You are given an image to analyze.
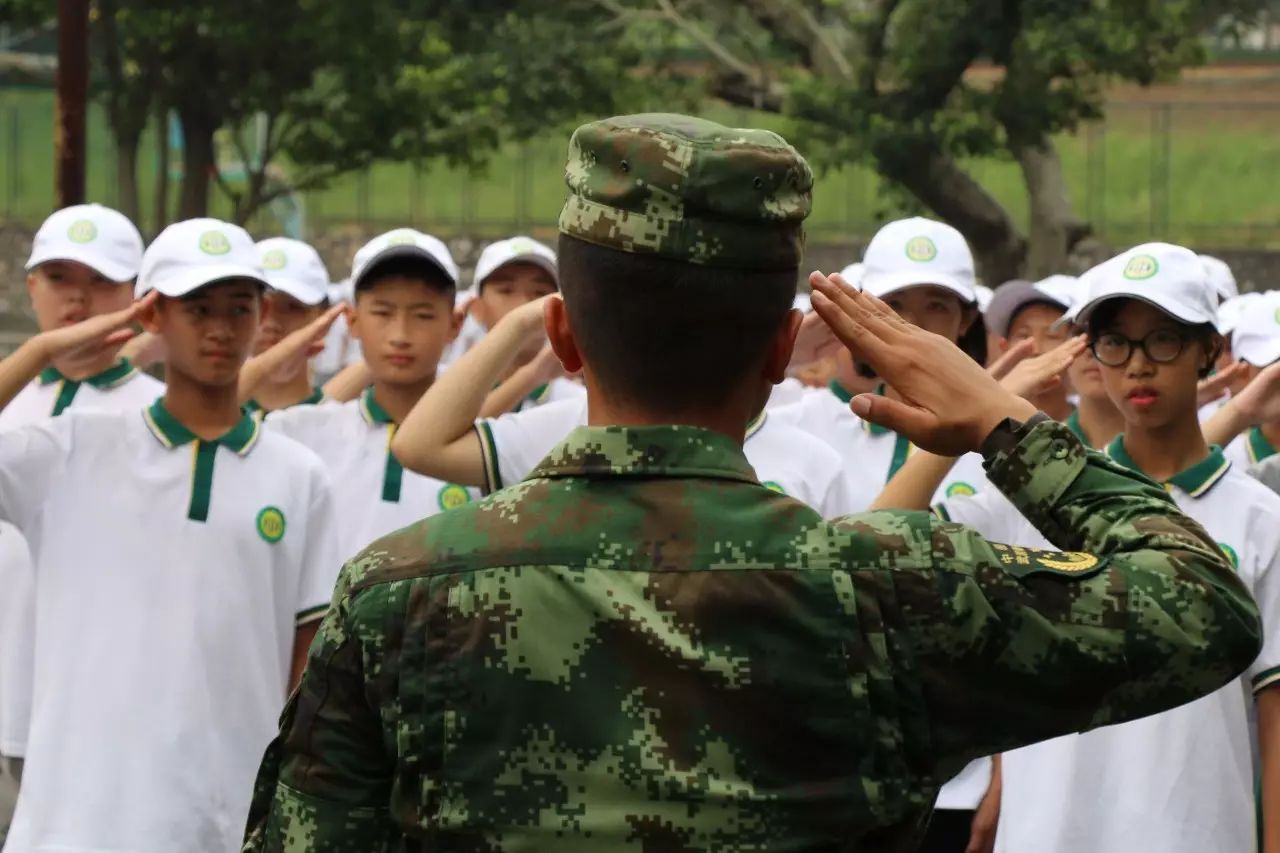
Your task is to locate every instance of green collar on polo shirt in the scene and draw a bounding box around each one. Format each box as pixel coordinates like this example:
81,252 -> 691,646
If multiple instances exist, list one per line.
1065,410 -> 1088,443
38,359 -> 138,417
244,386 -> 325,416
1105,435 -> 1231,498
359,387 -> 405,504
1248,426 -> 1278,465
143,399 -> 262,522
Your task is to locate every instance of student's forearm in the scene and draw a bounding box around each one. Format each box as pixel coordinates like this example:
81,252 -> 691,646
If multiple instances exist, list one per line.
392,316 -> 534,475
478,360 -> 543,419
871,451 -> 958,511
321,361 -> 373,403
1259,689 -> 1280,853
1203,399 -> 1251,448
0,338 -> 52,411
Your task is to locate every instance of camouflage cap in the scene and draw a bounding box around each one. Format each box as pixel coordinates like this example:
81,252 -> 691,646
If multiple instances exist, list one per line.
559,113 -> 813,270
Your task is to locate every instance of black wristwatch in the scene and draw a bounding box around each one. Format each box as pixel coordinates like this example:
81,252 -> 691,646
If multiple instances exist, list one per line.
979,411 -> 1052,460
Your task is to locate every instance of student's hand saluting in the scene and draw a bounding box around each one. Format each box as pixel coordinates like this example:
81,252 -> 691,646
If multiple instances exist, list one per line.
239,303 -> 346,403
37,291 -> 157,367
998,335 -> 1088,400
809,270 -> 1037,456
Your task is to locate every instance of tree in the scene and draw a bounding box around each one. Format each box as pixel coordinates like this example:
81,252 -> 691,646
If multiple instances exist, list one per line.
594,0 -> 1267,280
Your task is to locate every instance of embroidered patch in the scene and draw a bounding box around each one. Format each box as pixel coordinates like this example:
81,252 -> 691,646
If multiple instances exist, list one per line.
1123,254 -> 1159,280
762,480 -> 786,495
437,484 -> 472,511
384,230 -> 418,247
256,506 -> 286,543
262,249 -> 288,270
199,230 -> 232,256
1220,542 -> 1240,569
990,543 -> 1106,579
905,236 -> 938,262
67,219 -> 98,243
946,481 -> 976,497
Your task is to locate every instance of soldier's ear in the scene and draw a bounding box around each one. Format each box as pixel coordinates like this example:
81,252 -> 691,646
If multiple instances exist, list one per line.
544,295 -> 583,374
764,308 -> 803,384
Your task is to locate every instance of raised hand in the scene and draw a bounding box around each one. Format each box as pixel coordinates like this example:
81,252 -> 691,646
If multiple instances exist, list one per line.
240,304 -> 345,401
986,337 -> 1036,382
790,309 -> 842,368
1224,359 -> 1280,426
999,336 -> 1088,400
39,291 -> 157,367
809,271 -> 1036,456
1196,361 -> 1248,408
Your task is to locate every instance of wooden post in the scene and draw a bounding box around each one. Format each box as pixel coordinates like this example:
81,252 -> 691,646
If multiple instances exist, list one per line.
55,0 -> 90,207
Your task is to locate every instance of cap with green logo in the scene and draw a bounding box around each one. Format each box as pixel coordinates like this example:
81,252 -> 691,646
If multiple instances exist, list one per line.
860,217 -> 977,303
26,203 -> 144,282
137,217 -> 269,298
1070,242 -> 1219,330
1231,290 -> 1280,367
256,238 -> 331,306
558,113 -> 813,271
473,235 -> 558,290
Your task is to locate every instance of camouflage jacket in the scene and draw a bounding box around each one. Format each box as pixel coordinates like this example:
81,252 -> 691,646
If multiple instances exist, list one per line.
243,420 -> 1260,852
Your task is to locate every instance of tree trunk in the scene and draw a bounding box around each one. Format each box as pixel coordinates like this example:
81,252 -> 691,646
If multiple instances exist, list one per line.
1015,138 -> 1091,278
153,106 -> 171,232
177,110 -> 216,219
877,143 -> 1027,285
114,129 -> 141,223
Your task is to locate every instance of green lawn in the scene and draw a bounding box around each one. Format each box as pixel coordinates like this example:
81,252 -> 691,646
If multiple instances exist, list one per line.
2,87 -> 1280,248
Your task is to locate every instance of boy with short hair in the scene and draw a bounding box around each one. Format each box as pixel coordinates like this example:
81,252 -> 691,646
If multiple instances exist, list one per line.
260,228 -> 479,561
0,203 -> 159,795
994,243 -> 1280,853
243,237 -> 331,415
982,275 -> 1076,420
0,218 -> 341,853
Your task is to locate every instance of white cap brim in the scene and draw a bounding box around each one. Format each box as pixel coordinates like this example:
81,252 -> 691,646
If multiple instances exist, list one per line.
148,264 -> 269,298
265,275 -> 328,306
1074,293 -> 1218,331
1237,337 -> 1280,367
355,246 -> 457,289
477,252 -> 558,288
862,269 -> 975,303
25,247 -> 136,283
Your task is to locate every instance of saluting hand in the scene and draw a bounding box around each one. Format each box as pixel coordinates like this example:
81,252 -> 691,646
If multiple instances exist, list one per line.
37,291 -> 158,367
809,271 -> 1036,456
998,335 -> 1088,400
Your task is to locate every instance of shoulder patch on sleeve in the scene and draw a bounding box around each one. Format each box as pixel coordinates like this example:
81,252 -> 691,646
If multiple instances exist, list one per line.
989,542 -> 1109,580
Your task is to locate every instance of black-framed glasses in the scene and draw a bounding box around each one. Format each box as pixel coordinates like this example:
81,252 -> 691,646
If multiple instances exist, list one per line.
1091,329 -> 1189,367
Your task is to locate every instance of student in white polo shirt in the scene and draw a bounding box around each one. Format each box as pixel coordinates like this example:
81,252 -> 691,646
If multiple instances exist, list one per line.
259,228 -> 479,561
773,218 -> 989,512
389,293 -> 858,517
993,243 -> 1280,853
0,203 -> 159,794
0,218 -> 341,853
243,237 -> 332,415
982,275 -> 1077,421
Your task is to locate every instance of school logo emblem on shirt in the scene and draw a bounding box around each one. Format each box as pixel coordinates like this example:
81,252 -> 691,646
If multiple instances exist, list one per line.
1123,254 -> 1159,280
262,249 -> 288,270
1219,542 -> 1239,569
762,480 -> 786,494
437,484 -> 472,511
905,236 -> 938,262
199,230 -> 232,256
946,481 -> 976,497
66,219 -> 98,243
256,506 -> 286,543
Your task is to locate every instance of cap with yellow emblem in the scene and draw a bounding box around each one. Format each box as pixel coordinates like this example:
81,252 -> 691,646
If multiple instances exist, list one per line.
26,203 -> 145,283
859,217 -> 978,303
1070,242 -> 1219,330
137,218 -> 268,297
255,237 -> 330,306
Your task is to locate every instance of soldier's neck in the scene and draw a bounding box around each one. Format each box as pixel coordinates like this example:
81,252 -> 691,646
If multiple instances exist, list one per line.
583,377 -> 752,445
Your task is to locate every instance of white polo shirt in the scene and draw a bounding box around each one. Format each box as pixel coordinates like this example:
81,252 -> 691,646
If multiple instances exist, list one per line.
475,396 -> 858,517
267,388 -> 480,562
0,360 -> 164,760
511,376 -> 585,412
0,401 -> 341,853
995,439 -> 1280,853
771,382 -> 989,514
1225,425 -> 1278,471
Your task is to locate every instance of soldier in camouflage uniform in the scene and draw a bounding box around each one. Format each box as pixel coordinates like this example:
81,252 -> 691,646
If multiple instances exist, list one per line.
242,114 -> 1261,851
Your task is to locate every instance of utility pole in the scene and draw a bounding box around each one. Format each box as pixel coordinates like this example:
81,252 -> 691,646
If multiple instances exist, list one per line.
55,0 -> 89,207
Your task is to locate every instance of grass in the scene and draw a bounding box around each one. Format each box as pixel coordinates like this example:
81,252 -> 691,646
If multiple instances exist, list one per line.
3,87 -> 1280,248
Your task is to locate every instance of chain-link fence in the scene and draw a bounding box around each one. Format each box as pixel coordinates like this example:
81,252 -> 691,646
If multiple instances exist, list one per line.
2,87 -> 1280,248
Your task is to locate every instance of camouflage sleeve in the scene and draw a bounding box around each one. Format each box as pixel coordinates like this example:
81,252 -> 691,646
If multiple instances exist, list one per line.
857,420 -> 1262,783
242,559 -> 402,852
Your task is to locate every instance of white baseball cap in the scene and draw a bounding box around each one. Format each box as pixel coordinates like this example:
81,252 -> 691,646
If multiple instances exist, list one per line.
1032,274 -> 1079,308
1071,243 -> 1219,330
352,228 -> 458,290
973,284 -> 994,314
1232,292 -> 1280,367
860,217 -> 977,303
838,262 -> 865,288
26,203 -> 144,283
472,236 -> 557,290
1217,291 -> 1262,337
256,238 -> 330,306
137,218 -> 268,298
1200,255 -> 1238,301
